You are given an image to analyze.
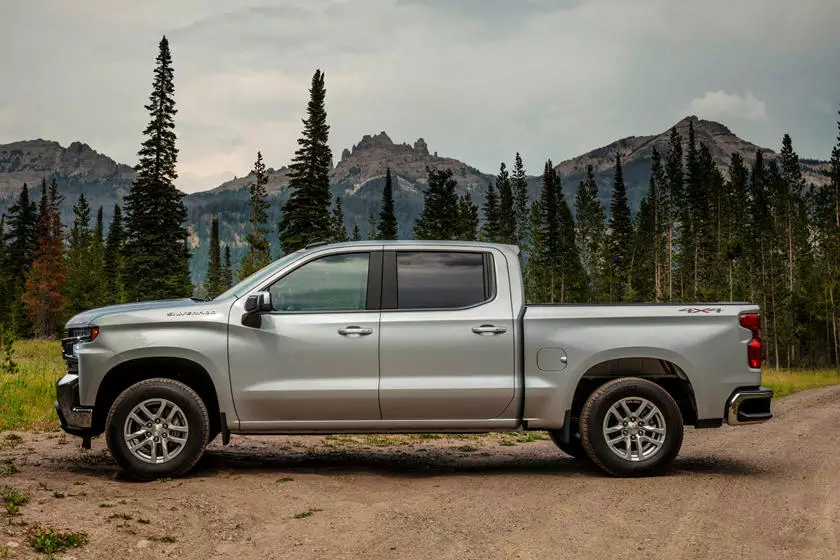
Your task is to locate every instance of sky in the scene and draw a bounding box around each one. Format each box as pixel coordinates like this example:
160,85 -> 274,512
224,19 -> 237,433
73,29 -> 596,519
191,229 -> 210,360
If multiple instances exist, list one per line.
0,0 -> 838,193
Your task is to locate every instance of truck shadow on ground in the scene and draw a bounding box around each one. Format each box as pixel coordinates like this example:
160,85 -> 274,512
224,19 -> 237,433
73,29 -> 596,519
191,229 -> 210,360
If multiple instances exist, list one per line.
51,443 -> 775,481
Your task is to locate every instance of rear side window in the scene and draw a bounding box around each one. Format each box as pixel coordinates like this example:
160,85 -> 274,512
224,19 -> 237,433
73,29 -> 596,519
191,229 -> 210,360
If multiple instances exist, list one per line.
396,251 -> 491,309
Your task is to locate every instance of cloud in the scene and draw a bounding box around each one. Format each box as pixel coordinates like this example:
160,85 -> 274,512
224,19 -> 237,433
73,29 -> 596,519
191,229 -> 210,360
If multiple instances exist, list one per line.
686,90 -> 769,123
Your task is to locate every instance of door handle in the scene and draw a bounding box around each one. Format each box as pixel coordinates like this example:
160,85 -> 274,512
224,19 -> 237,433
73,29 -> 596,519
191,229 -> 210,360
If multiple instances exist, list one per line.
338,326 -> 374,337
472,324 -> 507,335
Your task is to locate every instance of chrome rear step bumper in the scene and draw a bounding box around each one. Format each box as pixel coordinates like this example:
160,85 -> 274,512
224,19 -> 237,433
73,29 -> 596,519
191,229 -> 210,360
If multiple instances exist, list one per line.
727,387 -> 773,425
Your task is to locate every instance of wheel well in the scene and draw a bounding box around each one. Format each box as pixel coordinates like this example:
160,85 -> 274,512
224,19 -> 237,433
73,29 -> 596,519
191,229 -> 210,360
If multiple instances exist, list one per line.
569,358 -> 698,427
92,357 -> 221,437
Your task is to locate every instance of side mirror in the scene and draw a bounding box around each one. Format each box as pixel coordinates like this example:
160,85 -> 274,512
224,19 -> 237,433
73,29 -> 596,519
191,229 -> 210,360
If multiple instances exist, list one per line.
242,291 -> 272,328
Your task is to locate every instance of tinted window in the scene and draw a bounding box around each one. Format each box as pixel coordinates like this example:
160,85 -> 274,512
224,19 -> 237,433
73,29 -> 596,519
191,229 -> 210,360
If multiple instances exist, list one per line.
268,253 -> 369,312
397,252 -> 488,309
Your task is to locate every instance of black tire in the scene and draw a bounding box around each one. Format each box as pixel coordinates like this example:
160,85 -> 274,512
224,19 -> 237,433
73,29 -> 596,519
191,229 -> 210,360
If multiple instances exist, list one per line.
548,427 -> 587,459
579,377 -> 683,477
106,378 -> 210,481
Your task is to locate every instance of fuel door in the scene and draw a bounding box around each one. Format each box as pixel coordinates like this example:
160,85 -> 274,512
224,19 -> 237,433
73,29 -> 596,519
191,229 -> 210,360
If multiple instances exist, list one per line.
537,347 -> 568,372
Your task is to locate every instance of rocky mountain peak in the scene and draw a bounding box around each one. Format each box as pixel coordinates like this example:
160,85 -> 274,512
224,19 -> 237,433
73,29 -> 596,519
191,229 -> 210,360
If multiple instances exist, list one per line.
414,138 -> 429,156
352,131 -> 394,154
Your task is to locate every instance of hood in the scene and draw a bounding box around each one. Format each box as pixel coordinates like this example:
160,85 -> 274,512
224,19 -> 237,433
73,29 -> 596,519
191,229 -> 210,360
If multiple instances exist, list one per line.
65,299 -> 197,328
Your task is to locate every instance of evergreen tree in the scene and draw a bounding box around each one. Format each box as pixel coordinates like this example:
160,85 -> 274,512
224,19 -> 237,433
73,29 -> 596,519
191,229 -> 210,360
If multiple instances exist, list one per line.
664,128 -> 683,300
5,183 -> 38,280
22,179 -> 67,337
721,153 -> 750,302
457,192 -> 479,241
511,152 -> 530,250
368,213 -> 376,241
279,70 -> 333,253
205,217 -> 223,296
331,197 -> 349,242
481,182 -> 500,242
414,167 -> 460,240
556,173 -> 587,303
240,151 -> 271,276
223,246 -> 233,290
608,153 -> 633,301
377,167 -> 398,240
124,36 -> 192,301
526,197 -> 549,303
2,183 -> 37,334
575,165 -> 607,301
817,106 -> 840,365
351,224 -> 362,242
102,204 -> 125,304
0,214 -> 8,326
66,193 -> 95,314
496,162 -> 516,244
88,207 -> 106,308
630,181 -> 657,302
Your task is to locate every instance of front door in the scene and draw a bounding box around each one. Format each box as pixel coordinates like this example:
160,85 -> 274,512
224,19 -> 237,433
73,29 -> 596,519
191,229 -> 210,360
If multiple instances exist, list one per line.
229,250 -> 382,424
378,249 -> 516,420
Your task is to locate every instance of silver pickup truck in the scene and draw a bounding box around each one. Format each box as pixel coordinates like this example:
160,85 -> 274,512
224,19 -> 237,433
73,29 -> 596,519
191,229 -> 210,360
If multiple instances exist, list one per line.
56,241 -> 772,479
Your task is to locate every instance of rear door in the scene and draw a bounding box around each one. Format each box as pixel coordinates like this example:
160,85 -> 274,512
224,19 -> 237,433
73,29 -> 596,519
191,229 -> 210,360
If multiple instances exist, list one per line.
377,248 -> 516,420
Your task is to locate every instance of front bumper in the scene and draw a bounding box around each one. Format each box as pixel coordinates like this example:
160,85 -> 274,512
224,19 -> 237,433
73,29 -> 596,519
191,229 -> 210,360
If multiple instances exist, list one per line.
726,387 -> 773,425
55,374 -> 93,438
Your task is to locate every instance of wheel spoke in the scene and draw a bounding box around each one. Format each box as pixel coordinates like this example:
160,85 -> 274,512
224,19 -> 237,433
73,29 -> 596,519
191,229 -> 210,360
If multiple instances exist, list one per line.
123,398 -> 190,465
607,435 -> 625,445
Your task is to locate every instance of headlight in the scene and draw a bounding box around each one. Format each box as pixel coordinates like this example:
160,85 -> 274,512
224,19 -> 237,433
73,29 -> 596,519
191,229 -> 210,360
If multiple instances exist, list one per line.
66,326 -> 100,343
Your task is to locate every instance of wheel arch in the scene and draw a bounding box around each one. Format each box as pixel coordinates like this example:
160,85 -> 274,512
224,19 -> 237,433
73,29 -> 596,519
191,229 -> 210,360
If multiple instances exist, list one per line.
92,356 -> 222,437
569,355 -> 698,427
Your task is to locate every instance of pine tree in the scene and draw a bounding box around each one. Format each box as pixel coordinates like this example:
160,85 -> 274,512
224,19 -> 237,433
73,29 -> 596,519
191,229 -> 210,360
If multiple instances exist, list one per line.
414,167 -> 460,240
351,224 -> 362,241
649,147 -> 665,301
495,162 -> 516,244
102,204 -> 125,304
331,197 -> 349,242
66,193 -> 95,314
205,217 -> 223,296
664,128 -> 683,300
721,153 -> 750,301
22,179 -> 67,337
630,181 -> 657,302
88,207 -> 105,308
368,214 -> 376,241
819,106 -> 840,365
457,192 -> 479,241
608,153 -> 633,301
574,165 -> 607,302
0,214 -> 8,326
377,167 -> 398,240
240,151 -> 272,276
525,199 -> 549,302
511,152 -> 530,250
279,70 -> 333,253
124,36 -> 192,301
3,183 -> 37,334
223,246 -> 233,290
481,182 -> 500,242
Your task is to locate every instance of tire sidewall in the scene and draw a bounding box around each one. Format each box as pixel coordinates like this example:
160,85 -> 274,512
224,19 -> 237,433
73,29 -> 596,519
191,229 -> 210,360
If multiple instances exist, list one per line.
106,379 -> 209,480
581,378 -> 684,476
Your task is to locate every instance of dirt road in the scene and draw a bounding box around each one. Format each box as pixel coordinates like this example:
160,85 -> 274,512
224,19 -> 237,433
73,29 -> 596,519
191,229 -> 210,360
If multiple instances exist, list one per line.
1,385 -> 839,559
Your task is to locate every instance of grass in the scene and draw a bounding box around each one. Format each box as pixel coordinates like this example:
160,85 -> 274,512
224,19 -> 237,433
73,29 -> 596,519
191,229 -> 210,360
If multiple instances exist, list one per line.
29,529 -> 89,554
291,508 -> 322,519
0,459 -> 17,477
763,369 -> 840,398
0,340 -> 62,431
276,476 -> 294,483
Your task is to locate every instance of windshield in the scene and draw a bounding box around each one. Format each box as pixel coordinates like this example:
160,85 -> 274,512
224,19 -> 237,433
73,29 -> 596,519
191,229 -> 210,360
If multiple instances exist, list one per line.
214,251 -> 305,300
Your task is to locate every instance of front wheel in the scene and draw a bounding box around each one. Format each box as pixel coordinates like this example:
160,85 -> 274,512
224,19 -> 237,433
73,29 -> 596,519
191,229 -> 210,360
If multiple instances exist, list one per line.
579,377 -> 683,477
105,378 -> 210,480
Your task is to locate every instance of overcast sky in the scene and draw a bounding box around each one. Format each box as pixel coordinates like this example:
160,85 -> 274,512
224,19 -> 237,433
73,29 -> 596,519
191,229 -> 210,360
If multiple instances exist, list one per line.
1,0 -> 838,193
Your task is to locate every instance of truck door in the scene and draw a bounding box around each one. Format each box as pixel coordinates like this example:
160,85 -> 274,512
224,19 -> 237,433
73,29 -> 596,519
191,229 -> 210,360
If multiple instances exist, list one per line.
377,248 -> 516,420
228,250 -> 382,424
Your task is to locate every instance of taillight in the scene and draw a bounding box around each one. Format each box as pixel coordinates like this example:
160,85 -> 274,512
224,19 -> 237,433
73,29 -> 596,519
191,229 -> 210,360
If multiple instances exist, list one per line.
739,313 -> 761,369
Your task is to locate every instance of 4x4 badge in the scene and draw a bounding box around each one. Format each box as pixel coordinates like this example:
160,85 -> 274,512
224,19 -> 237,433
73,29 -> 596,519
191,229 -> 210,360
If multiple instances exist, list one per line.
678,307 -> 722,314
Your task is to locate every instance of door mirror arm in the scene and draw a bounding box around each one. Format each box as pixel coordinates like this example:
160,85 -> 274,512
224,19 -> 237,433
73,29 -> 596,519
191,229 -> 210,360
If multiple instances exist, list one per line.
241,291 -> 272,328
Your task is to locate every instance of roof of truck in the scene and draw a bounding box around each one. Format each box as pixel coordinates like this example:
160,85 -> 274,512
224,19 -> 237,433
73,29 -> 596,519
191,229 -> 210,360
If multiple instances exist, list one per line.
301,240 -> 520,253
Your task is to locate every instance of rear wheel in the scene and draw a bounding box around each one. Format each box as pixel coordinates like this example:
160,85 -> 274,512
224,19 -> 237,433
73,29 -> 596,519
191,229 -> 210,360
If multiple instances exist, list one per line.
106,378 -> 210,481
579,377 -> 683,477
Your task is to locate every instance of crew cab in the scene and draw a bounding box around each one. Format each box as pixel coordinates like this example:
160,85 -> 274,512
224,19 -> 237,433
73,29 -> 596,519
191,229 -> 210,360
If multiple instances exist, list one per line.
56,241 -> 772,479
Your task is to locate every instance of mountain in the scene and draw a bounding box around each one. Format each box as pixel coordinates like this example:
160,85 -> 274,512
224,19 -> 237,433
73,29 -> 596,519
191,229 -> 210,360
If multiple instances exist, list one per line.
554,116 -> 830,209
0,139 -> 134,226
0,118 -> 830,283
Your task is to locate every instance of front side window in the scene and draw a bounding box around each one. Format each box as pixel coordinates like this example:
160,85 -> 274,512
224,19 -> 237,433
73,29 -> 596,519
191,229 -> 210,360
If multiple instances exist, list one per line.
397,251 -> 489,309
268,253 -> 370,312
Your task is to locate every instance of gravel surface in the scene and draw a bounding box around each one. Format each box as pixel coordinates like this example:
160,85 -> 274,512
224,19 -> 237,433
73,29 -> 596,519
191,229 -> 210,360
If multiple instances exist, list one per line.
1,385 -> 838,559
